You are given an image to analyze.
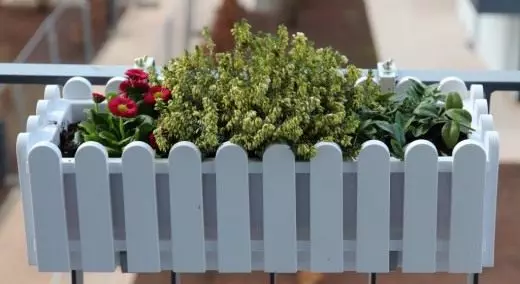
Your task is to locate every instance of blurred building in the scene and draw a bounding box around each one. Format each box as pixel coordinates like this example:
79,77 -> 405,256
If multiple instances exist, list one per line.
457,0 -> 520,70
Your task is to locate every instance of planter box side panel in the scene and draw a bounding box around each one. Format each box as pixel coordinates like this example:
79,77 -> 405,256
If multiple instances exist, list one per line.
60,171 -> 457,272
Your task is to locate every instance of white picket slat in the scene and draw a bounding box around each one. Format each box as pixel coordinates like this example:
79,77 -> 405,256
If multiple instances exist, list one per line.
483,129 -> 499,266
122,142 -> 161,272
62,77 -> 93,100
309,142 -> 344,272
356,140 -> 390,272
402,140 -> 438,272
75,142 -> 116,272
169,142 -> 206,272
263,144 -> 297,272
449,140 -> 486,272
28,142 -> 70,272
215,142 -> 252,272
16,133 -> 37,265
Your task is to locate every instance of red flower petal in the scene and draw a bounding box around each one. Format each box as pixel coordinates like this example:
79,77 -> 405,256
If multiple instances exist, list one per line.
148,132 -> 157,149
125,68 -> 149,81
143,86 -> 172,105
92,92 -> 105,103
108,95 -> 138,118
119,80 -> 130,93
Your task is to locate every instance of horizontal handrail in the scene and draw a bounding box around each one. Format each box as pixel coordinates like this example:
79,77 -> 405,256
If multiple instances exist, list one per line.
1,63 -> 519,96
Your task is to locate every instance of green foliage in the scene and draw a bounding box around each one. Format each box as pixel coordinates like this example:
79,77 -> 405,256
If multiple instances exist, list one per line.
154,20 -> 374,160
357,81 -> 473,159
77,109 -> 154,157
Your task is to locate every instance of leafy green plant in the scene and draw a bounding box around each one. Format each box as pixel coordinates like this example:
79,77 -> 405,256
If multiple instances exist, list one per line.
77,93 -> 154,157
154,20 -> 377,160
357,81 -> 473,159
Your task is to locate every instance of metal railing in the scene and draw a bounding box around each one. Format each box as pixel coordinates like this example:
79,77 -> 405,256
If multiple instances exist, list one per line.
0,0 -> 93,128
1,62 -> 519,104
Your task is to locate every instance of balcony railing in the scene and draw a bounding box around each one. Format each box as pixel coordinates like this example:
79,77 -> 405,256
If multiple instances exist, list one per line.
1,62 -> 520,104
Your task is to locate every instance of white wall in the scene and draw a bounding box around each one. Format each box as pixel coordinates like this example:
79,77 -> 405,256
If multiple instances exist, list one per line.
457,0 -> 520,70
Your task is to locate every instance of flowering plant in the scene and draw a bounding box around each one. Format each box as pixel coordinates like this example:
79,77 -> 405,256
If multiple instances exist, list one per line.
76,66 -> 171,157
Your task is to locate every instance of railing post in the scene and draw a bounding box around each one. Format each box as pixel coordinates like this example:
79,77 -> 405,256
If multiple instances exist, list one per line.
81,0 -> 94,63
163,16 -> 174,65
45,16 -> 60,64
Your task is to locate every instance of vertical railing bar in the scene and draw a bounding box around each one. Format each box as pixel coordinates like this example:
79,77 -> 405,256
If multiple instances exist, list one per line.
46,17 -> 60,64
369,273 -> 377,284
467,273 -> 479,284
12,85 -> 26,131
269,273 -> 276,284
71,270 -> 83,284
184,0 -> 194,50
80,0 -> 94,63
163,16 -> 174,65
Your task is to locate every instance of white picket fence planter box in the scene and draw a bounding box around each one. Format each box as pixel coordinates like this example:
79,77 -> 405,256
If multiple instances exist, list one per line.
16,75 -> 499,274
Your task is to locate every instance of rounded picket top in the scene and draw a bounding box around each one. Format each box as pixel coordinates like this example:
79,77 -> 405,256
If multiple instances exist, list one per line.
169,141 -> 202,161
452,139 -> 486,163
469,84 -> 484,101
105,76 -> 126,94
63,77 -> 93,100
28,141 -> 62,161
355,76 -> 378,87
479,114 -> 494,136
35,100 -> 49,117
26,115 -> 43,132
395,76 -> 421,95
359,140 -> 390,160
473,99 -> 489,128
16,133 -> 29,157
44,85 -> 61,100
75,141 -> 109,160
404,139 -> 438,161
439,77 -> 468,100
263,144 -> 295,161
311,142 -> 342,176
314,141 -> 342,157
216,141 -> 248,162
122,141 -> 155,159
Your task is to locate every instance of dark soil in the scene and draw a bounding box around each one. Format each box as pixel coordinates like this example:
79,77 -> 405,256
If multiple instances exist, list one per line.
59,122 -> 79,158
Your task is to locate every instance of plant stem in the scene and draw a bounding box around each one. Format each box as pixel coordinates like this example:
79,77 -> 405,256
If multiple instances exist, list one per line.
119,117 -> 125,138
94,103 -> 99,112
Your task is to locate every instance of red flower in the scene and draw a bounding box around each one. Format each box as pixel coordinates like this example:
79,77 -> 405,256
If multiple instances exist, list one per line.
108,95 -> 138,118
125,68 -> 148,81
143,86 -> 172,104
119,80 -> 130,93
121,68 -> 150,93
92,92 -> 105,103
148,132 -> 157,149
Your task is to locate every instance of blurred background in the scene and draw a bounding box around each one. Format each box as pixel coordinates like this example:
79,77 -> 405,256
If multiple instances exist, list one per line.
1,0 -> 520,283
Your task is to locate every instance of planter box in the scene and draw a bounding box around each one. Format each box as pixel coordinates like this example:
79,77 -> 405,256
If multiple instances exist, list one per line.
16,75 -> 500,274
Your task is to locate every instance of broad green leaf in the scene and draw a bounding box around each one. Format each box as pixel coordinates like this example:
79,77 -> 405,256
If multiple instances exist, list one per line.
78,120 -> 96,134
374,121 -> 393,134
394,111 -> 407,127
99,131 -> 118,142
444,108 -> 472,125
392,123 -> 406,145
411,124 -> 431,137
442,121 -> 460,149
445,92 -> 463,109
390,139 -> 405,160
413,101 -> 438,118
